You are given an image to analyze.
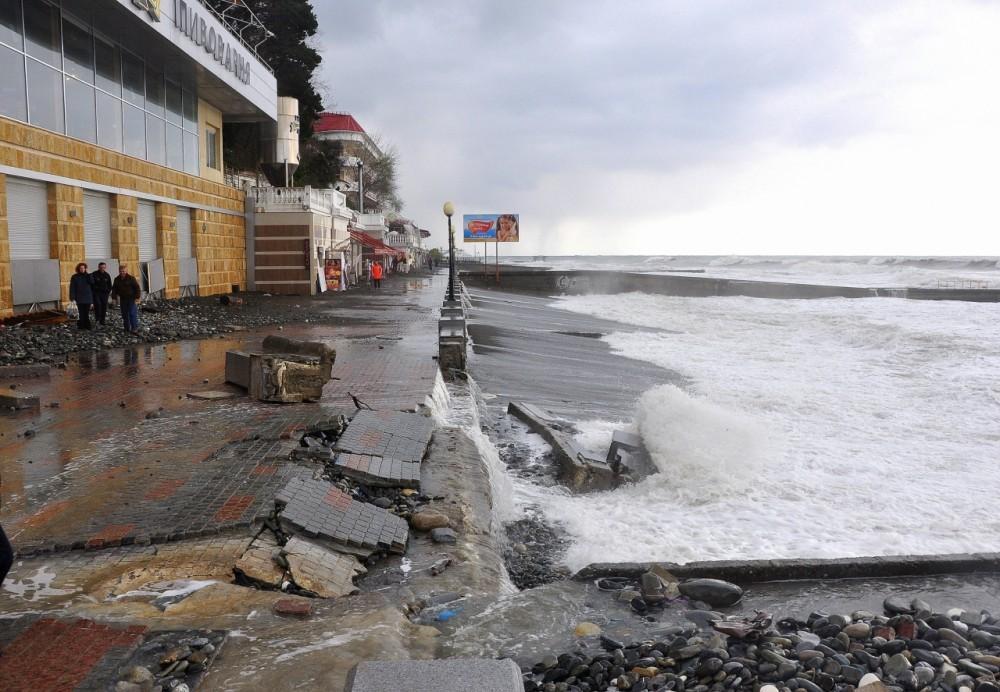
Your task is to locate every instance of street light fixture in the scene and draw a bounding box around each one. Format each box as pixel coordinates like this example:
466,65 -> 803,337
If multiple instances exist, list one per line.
443,201 -> 455,301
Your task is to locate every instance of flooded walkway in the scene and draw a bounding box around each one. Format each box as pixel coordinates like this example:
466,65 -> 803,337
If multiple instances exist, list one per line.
0,274 -> 446,690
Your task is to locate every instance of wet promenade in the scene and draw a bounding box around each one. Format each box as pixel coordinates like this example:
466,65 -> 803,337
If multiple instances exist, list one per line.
0,274 -> 445,690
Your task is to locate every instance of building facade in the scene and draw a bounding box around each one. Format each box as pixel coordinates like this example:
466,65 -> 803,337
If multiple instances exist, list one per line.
312,112 -> 382,212
0,0 -> 277,316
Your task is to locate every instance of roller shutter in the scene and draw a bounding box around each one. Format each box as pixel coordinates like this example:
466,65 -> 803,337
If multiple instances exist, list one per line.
6,179 -> 50,260
137,200 -> 157,261
176,207 -> 192,258
83,191 -> 112,260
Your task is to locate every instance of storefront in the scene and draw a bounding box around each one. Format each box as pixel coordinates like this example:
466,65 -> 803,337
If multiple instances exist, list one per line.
0,0 -> 277,316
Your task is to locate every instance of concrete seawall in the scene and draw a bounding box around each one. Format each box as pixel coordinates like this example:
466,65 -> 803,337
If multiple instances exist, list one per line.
575,552 -> 1000,584
461,268 -> 1000,302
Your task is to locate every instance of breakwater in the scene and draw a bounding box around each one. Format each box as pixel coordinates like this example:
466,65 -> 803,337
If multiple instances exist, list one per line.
460,267 -> 1000,301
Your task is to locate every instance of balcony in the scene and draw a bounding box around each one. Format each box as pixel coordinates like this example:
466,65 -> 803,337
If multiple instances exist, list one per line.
252,187 -> 348,216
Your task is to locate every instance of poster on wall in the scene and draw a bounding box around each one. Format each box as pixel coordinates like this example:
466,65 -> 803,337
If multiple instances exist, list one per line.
325,257 -> 344,291
463,214 -> 519,242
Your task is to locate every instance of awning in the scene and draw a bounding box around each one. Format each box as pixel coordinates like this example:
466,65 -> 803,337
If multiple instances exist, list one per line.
349,230 -> 405,259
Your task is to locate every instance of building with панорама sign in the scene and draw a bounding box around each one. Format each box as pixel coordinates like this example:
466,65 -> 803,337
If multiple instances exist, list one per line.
0,0 -> 279,316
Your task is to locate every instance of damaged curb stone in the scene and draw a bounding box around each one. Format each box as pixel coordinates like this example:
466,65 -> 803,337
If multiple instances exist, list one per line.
282,536 -> 367,598
235,532 -> 285,587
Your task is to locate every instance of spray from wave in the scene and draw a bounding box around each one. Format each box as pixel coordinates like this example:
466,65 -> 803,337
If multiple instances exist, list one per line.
636,385 -> 774,501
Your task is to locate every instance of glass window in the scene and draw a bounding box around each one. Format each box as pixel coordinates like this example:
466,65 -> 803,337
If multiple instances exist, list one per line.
0,43 -> 25,121
97,91 -> 122,151
65,77 -> 96,142
123,103 -> 144,158
182,88 -> 197,131
145,65 -> 163,116
27,58 -> 63,132
165,79 -> 182,125
94,35 -> 120,96
183,131 -> 198,175
62,17 -> 93,83
166,123 -> 183,170
23,1 -> 59,67
0,0 -> 22,50
146,113 -> 164,164
205,126 -> 219,170
122,51 -> 143,106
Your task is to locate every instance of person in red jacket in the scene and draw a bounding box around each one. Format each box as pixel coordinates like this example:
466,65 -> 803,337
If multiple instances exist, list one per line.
371,260 -> 384,289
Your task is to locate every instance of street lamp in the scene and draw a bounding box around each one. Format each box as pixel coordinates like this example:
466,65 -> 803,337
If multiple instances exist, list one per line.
356,159 -> 364,214
443,201 -> 455,301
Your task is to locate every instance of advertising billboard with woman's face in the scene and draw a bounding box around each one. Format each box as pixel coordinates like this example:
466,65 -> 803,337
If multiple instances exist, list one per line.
463,214 -> 519,242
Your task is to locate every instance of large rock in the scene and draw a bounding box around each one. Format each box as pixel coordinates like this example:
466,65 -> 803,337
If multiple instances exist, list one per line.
282,537 -> 366,598
678,578 -> 743,607
410,510 -> 450,531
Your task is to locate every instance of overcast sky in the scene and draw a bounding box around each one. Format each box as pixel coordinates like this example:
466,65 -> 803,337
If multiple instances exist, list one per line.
313,1 -> 1000,256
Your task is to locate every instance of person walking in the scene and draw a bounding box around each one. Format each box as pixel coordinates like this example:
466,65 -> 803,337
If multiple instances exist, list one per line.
91,261 -> 113,327
69,262 -> 94,330
371,260 -> 384,289
111,264 -> 142,334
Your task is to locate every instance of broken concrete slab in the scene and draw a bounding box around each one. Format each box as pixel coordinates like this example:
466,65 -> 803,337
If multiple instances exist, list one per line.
234,533 -> 285,587
0,390 -> 40,412
508,401 -> 650,492
334,410 -> 435,462
186,390 -> 239,401
333,453 -> 421,489
250,353 -> 329,403
225,351 -> 331,403
346,659 -> 522,692
275,476 -> 409,556
282,536 -> 366,598
263,334 -> 335,374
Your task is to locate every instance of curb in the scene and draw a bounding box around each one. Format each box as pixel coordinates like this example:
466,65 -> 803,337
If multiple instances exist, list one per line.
574,552 -> 1000,584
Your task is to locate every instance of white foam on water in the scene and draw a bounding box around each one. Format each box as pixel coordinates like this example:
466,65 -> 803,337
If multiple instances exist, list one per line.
2,564 -> 74,601
533,292 -> 1000,570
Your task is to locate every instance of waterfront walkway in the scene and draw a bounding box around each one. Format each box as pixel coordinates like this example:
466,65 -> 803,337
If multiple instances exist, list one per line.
0,274 -> 445,690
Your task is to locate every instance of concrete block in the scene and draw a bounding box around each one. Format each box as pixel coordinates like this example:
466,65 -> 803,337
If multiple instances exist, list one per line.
346,659 -> 522,692
0,390 -> 40,411
249,353 -> 329,403
225,350 -> 251,389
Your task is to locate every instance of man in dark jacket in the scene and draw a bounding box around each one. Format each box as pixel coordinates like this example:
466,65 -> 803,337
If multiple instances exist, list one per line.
68,262 -> 94,330
111,264 -> 142,334
91,262 -> 113,327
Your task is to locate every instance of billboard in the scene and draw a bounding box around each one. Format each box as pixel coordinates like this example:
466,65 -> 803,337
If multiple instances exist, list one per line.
463,213 -> 519,242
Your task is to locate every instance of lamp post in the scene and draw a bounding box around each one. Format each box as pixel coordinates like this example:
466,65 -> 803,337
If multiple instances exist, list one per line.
443,201 -> 455,301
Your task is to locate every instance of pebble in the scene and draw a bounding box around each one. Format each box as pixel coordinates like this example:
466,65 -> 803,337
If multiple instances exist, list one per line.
430,527 -> 457,544
574,622 -> 601,637
410,510 -> 450,531
677,578 -> 743,607
521,599 -> 1000,692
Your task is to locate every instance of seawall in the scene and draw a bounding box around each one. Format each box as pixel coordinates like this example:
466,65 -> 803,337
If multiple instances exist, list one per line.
461,267 -> 1000,302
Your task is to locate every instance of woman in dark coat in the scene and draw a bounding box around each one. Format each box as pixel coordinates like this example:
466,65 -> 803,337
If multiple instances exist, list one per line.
69,262 -> 94,330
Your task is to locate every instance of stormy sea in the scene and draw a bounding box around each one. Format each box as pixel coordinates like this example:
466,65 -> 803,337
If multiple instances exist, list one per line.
462,256 -> 1000,571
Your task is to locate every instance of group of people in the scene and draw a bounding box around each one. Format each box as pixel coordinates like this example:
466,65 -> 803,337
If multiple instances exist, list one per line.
68,262 -> 143,333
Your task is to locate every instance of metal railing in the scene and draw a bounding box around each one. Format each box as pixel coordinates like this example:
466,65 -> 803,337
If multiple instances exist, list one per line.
252,186 -> 348,216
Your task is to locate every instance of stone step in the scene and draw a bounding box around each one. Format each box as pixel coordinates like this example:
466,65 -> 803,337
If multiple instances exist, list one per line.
346,659 -> 522,692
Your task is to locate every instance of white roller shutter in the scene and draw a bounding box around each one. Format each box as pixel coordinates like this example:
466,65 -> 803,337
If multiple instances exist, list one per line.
6,179 -> 50,260
137,200 -> 157,261
83,191 -> 112,260
176,207 -> 192,258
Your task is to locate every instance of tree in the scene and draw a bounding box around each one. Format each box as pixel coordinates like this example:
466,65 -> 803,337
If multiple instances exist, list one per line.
294,139 -> 343,188
363,145 -> 404,213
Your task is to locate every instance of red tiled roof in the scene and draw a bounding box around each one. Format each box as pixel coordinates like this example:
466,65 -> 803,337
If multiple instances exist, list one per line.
314,112 -> 366,134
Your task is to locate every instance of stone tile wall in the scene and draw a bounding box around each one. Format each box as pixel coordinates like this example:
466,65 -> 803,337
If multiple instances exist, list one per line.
0,117 -> 249,314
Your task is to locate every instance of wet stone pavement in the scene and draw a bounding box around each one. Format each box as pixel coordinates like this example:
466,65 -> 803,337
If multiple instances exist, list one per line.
0,275 -> 447,689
